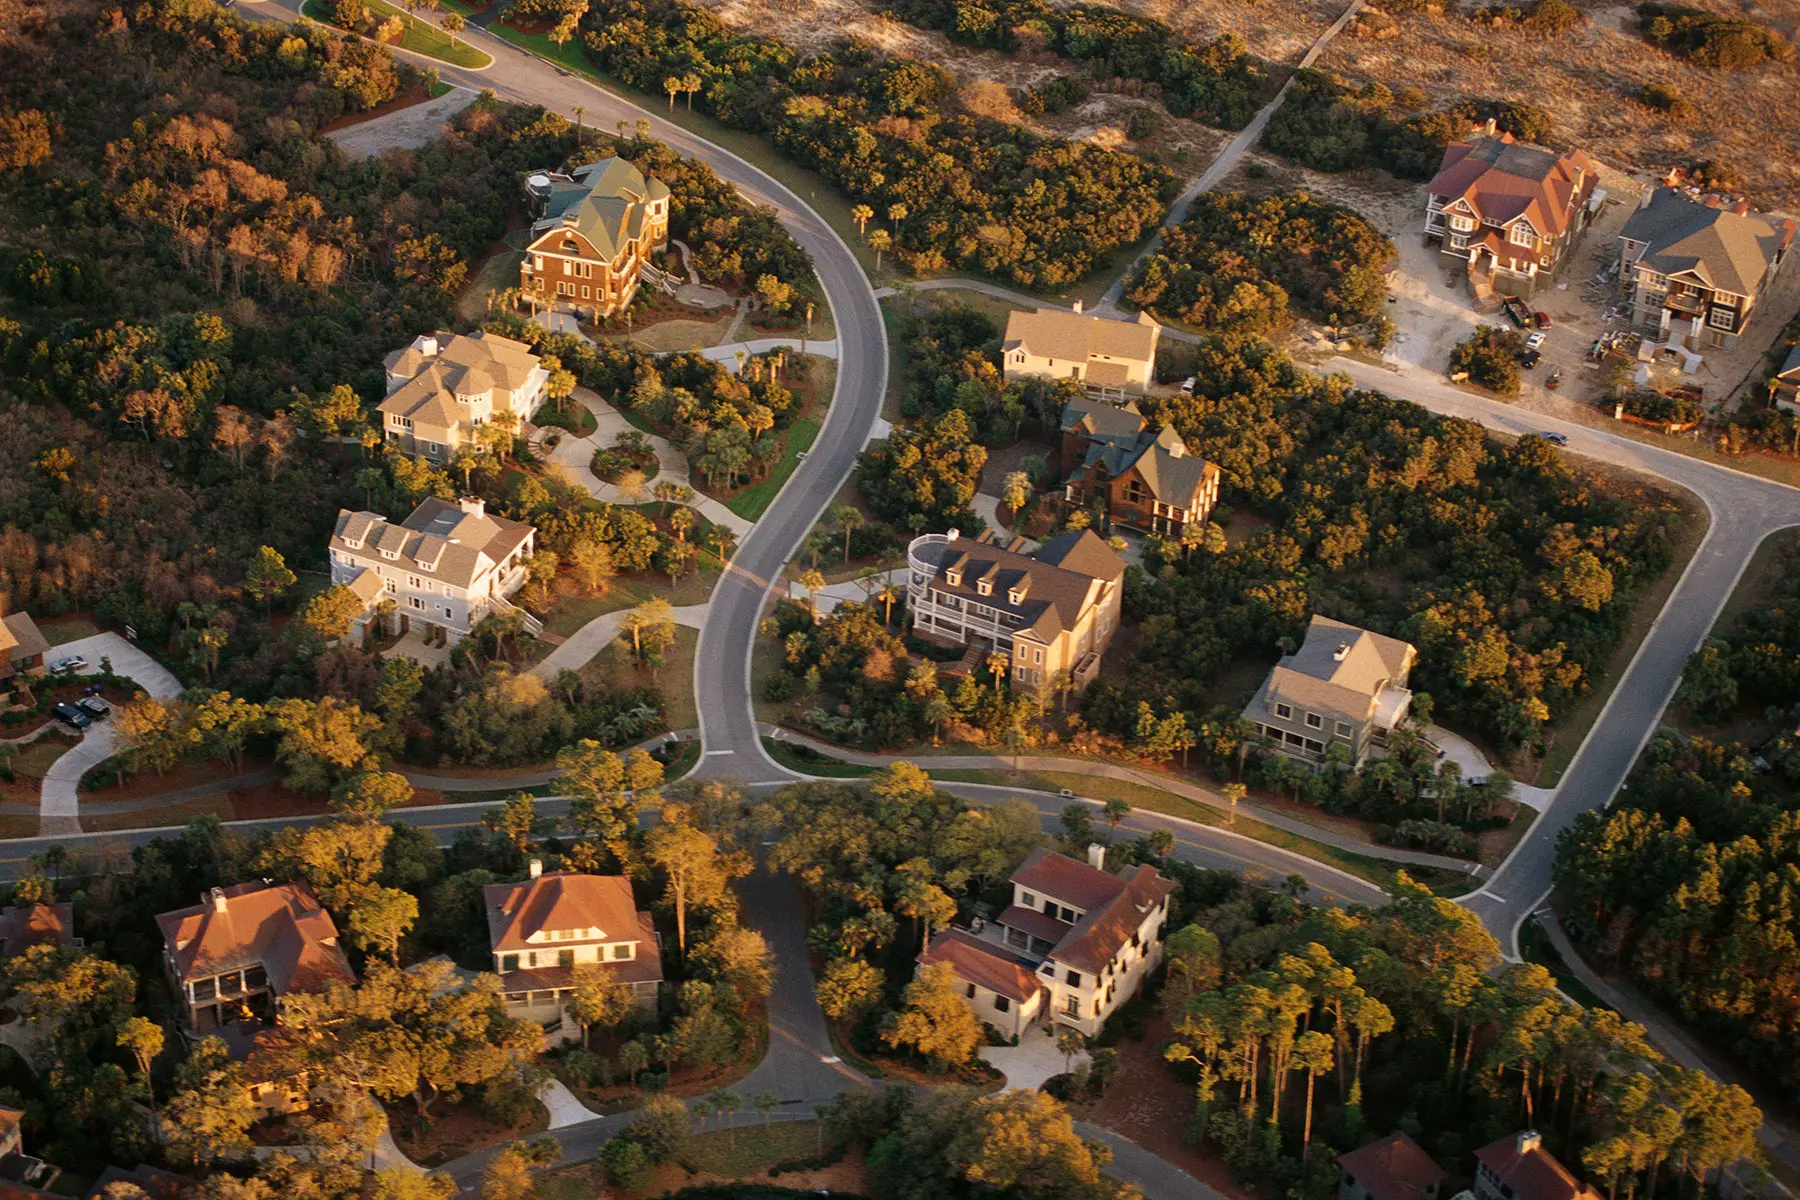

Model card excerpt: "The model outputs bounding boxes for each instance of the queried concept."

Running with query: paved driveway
[39,633,181,836]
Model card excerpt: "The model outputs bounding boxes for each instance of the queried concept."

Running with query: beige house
[0,613,48,683]
[521,157,671,321]
[485,862,663,1042]
[906,528,1125,695]
[1245,616,1417,768]
[1619,188,1796,353]
[329,496,538,646]
[1002,304,1161,399]
[379,332,549,463]
[929,846,1175,1039]
[155,881,355,1034]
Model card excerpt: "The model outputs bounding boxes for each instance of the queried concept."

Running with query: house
[927,846,1175,1039]
[1060,397,1220,536]
[216,1024,312,1117]
[154,881,356,1034]
[0,613,48,682]
[0,903,75,958]
[1245,615,1417,768]
[1619,188,1796,353]
[485,861,663,1040]
[905,528,1125,694]
[0,1108,59,1200]
[328,496,539,647]
[379,331,550,462]
[83,1166,195,1200]
[1002,304,1162,399]
[1474,1132,1602,1200]
[1338,1133,1447,1200]
[1424,130,1600,300]
[521,157,671,321]
[1772,345,1800,413]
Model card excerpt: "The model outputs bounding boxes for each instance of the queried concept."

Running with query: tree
[1293,1029,1334,1159]
[834,506,865,562]
[681,72,702,109]
[644,807,738,953]
[869,229,893,270]
[876,580,902,624]
[116,696,183,777]
[797,568,827,619]
[1164,924,1221,1001]
[1102,796,1131,842]
[1001,470,1031,514]
[882,961,980,1070]
[243,545,297,610]
[617,1039,650,1087]
[332,770,414,821]
[3,945,138,1061]
[348,886,418,965]
[481,1137,561,1200]
[851,204,874,240]
[117,1016,165,1116]
[1056,1028,1088,1075]
[1223,781,1245,826]
[944,1089,1108,1195]
[618,598,677,668]
[162,1036,257,1168]
[267,697,380,794]
[817,956,883,1020]
[663,76,682,110]
[483,791,543,860]
[187,692,265,775]
[567,538,617,594]
[566,964,633,1047]
[441,10,464,45]
[753,1091,781,1125]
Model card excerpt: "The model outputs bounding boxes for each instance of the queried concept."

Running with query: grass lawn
[678,1119,829,1174]
[10,739,76,780]
[39,617,101,646]
[763,737,872,777]
[750,607,792,727]
[458,246,524,322]
[728,416,819,520]
[83,795,233,833]
[299,0,493,68]
[579,626,699,731]
[661,737,702,779]
[0,814,40,839]
[540,569,717,640]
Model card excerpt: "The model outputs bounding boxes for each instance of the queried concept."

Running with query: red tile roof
[1052,864,1177,975]
[155,882,354,996]
[1011,847,1128,912]
[1429,135,1595,242]
[997,904,1071,945]
[498,912,664,992]
[483,872,647,953]
[1476,1134,1601,1200]
[0,903,73,957]
[920,930,1044,1003]
[1338,1132,1446,1200]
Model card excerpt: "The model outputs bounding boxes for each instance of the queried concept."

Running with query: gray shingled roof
[915,531,1120,639]
[1620,189,1793,297]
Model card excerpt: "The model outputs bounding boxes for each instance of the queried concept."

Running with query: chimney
[1517,1131,1542,1157]
[1483,117,1498,137]
[528,858,543,879]
[459,496,486,519]
[1333,642,1350,662]
[1071,300,1083,314]
[947,528,960,542]
[209,887,227,914]
[1087,843,1106,871]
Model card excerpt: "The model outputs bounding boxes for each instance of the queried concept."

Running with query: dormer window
[343,539,362,551]
[976,580,992,596]
[380,550,397,560]
[945,570,961,587]
[1008,588,1024,605]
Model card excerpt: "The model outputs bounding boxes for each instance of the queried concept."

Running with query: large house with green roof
[521,157,670,320]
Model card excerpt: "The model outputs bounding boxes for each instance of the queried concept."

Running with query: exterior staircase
[489,593,545,638]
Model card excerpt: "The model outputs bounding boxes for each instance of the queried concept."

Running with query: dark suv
[52,702,93,730]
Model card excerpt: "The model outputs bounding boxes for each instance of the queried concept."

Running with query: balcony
[1664,290,1707,316]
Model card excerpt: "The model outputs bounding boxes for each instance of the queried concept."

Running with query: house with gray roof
[521,156,670,321]
[1059,397,1219,537]
[1618,188,1796,353]
[1245,616,1418,768]
[1772,344,1800,413]
[328,496,538,647]
[905,527,1124,694]
[379,331,549,463]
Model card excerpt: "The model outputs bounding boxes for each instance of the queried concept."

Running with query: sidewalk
[529,602,709,679]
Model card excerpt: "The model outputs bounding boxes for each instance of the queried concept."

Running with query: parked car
[1179,377,1197,394]
[1520,350,1542,369]
[1525,332,1547,351]
[1534,312,1553,329]
[52,654,88,674]
[77,696,111,719]
[52,702,92,730]
[1541,431,1570,446]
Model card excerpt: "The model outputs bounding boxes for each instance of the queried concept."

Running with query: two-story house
[485,862,663,1040]
[1244,616,1418,768]
[521,157,671,321]
[329,496,538,647]
[379,332,549,463]
[922,846,1175,1039]
[906,528,1125,695]
[1002,304,1162,400]
[1474,1133,1601,1200]
[1771,345,1800,413]
[1619,188,1797,353]
[0,612,48,688]
[1425,130,1599,299]
[154,881,355,1034]
[1060,397,1220,536]
[1337,1133,1447,1200]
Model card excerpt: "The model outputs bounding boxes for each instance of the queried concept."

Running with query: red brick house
[521,157,670,320]
[1060,397,1219,536]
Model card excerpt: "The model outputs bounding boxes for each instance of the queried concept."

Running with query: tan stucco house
[1245,616,1418,768]
[379,332,549,463]
[1002,304,1161,399]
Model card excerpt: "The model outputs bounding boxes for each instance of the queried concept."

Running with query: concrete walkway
[981,1024,1085,1091]
[39,633,181,836]
[789,568,907,617]
[545,387,755,538]
[372,1126,426,1173]
[701,337,839,369]
[970,492,1034,548]
[529,603,709,679]
[761,726,1485,879]
[539,1078,604,1129]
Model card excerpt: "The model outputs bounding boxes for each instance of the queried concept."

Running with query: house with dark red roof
[155,881,355,1034]
[485,861,663,1040]
[922,845,1176,1039]
[0,903,75,958]
[1425,127,1600,300]
[1474,1132,1601,1200]
[1337,1132,1446,1200]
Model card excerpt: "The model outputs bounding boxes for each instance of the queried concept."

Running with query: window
[219,971,243,996]
[1274,702,1292,719]
[558,950,575,968]
[409,597,424,610]
[246,965,268,989]
[1305,712,1322,729]
[966,984,977,999]
[994,995,1011,1013]
[581,286,590,300]
[192,978,217,1002]
[1509,223,1533,247]
[444,606,454,619]
[1709,307,1736,331]
[1060,905,1077,923]
[612,944,631,960]
[1450,215,1476,232]
[1064,996,1081,1016]
[1021,891,1037,909]
[1014,665,1027,681]
[1065,969,1082,987]
[408,576,421,589]
[1336,721,1352,738]
[500,954,518,972]
[1006,927,1029,950]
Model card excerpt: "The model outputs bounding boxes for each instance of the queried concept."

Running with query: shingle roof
[1012,847,1127,911]
[1050,864,1177,975]
[0,613,48,663]
[155,881,354,995]
[914,530,1121,641]
[1429,134,1595,240]
[528,156,669,265]
[1062,397,1148,443]
[1004,308,1160,365]
[484,872,648,953]
[1475,1135,1601,1200]
[1778,344,1800,379]
[1061,399,1216,509]
[1259,616,1415,725]
[1620,189,1796,297]
[0,903,74,957]
[919,929,1043,1003]
[1338,1133,1446,1200]
[331,499,531,592]
[1031,530,1127,583]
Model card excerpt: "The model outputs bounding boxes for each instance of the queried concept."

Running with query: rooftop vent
[1333,642,1350,662]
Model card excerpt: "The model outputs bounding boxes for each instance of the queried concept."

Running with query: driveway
[326,86,479,158]
[39,633,181,836]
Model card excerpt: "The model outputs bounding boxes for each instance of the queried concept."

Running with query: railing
[488,593,544,637]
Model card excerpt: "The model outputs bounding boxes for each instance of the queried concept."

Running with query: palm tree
[441,9,464,45]
[876,580,901,624]
[1056,1029,1088,1075]
[850,204,873,240]
[753,1091,780,1126]
[572,103,585,144]
[985,650,1010,689]
[798,568,826,619]
[1294,1030,1335,1160]
[887,202,908,233]
[834,505,864,562]
[1223,781,1245,826]
[681,72,702,109]
[663,76,682,110]
[868,229,892,270]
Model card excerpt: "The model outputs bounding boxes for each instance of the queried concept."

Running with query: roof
[331,498,532,592]
[1004,307,1160,366]
[85,1166,195,1200]
[383,331,540,395]
[919,929,1043,1003]
[1012,847,1128,911]
[484,871,648,953]
[0,613,48,663]
[1257,616,1415,725]
[1050,863,1177,975]
[1429,134,1595,240]
[154,881,355,995]
[527,156,669,264]
[0,903,74,957]
[1620,189,1796,298]
[0,1105,20,1134]
[912,529,1122,643]
[1338,1133,1447,1200]
[1062,397,1148,443]
[1060,398,1217,509]
[343,566,385,607]
[1777,344,1800,380]
[1475,1135,1600,1200]
[996,903,1072,945]
[1007,849,1178,975]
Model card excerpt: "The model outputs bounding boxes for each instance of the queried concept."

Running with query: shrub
[1638,83,1696,120]
[1638,3,1793,68]
[1127,106,1161,140]
[1620,388,1702,424]
[1019,74,1089,116]
[1448,326,1525,396]
[1378,819,1476,855]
